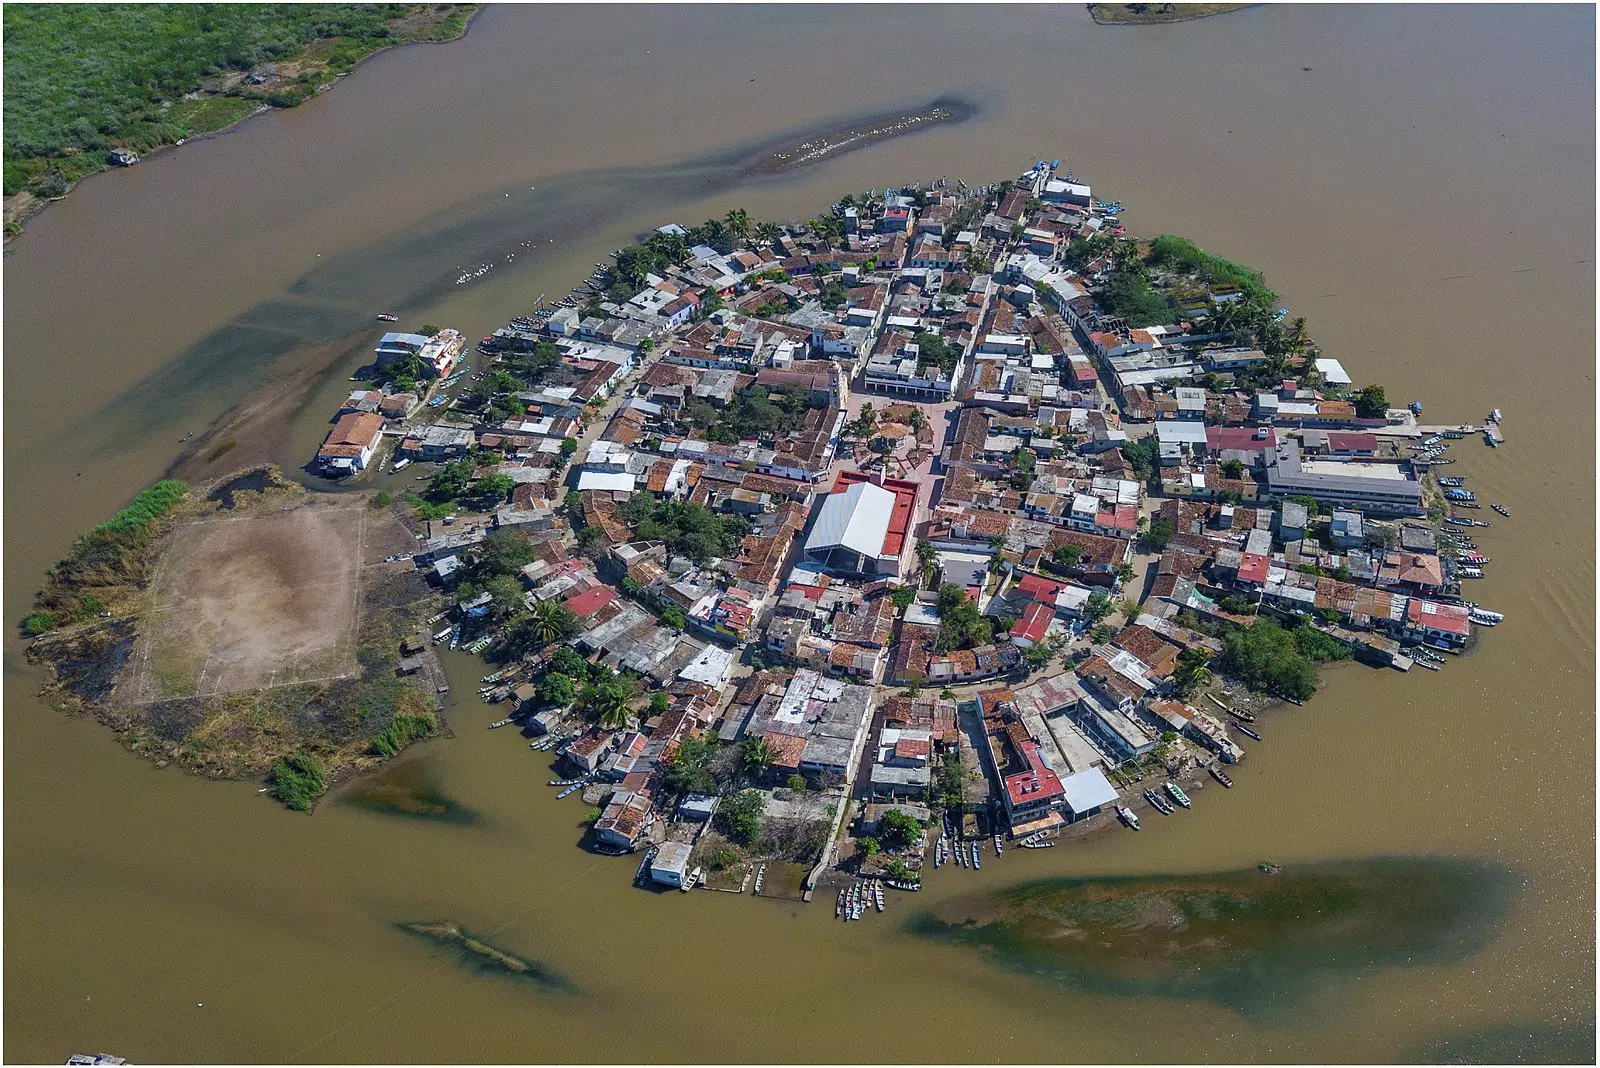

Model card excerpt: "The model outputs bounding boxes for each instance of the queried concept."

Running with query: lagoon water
[4,5,1593,1062]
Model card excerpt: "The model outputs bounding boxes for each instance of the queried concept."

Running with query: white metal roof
[577,470,636,492]
[1060,768,1119,815]
[804,481,895,559]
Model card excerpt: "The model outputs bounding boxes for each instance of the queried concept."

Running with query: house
[375,332,430,368]
[1403,598,1471,648]
[561,729,615,774]
[1008,602,1055,650]
[802,474,917,578]
[1330,509,1365,548]
[315,411,385,475]
[650,841,693,887]
[593,789,653,850]
[869,727,933,798]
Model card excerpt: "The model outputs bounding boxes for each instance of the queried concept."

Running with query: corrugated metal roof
[805,481,895,559]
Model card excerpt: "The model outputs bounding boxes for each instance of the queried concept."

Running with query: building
[802,474,917,578]
[1058,767,1119,824]
[1263,440,1423,516]
[650,841,693,887]
[375,332,430,368]
[315,411,385,475]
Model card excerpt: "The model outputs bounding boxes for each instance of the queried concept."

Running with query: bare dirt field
[128,497,375,701]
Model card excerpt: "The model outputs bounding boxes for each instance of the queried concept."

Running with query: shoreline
[2,4,482,243]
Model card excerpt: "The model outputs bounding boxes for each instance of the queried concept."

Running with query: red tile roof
[564,586,618,618]
[1010,601,1054,644]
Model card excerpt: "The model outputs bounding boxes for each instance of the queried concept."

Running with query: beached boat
[1211,767,1235,788]
[1019,840,1055,848]
[1165,782,1193,809]
[1236,723,1262,741]
[1143,787,1173,815]
[837,889,846,917]
[993,833,1003,856]
[392,458,412,472]
[874,882,885,912]
[1229,707,1256,723]
[1117,805,1141,830]
[971,842,981,869]
[682,866,701,891]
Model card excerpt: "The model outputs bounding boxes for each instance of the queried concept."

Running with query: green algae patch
[907,858,1518,1015]
[398,922,570,991]
[339,759,478,826]
[1408,1021,1596,1065]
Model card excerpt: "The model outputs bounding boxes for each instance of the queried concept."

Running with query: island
[25,157,1508,905]
[3,3,479,237]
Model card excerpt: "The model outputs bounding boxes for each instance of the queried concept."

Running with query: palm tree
[755,221,781,247]
[725,208,750,240]
[740,737,774,781]
[530,600,569,646]
[915,538,938,576]
[1289,316,1310,352]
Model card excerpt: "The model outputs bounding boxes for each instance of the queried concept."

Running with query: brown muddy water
[4,5,1593,1063]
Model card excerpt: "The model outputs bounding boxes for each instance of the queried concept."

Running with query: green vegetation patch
[906,858,1518,1016]
[397,922,571,991]
[3,4,478,197]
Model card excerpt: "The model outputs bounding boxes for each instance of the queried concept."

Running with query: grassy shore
[1088,3,1255,25]
[3,3,480,236]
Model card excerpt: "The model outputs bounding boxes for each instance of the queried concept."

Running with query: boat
[1484,431,1499,447]
[993,833,1003,856]
[1116,805,1141,830]
[392,458,412,472]
[1492,504,1510,517]
[1459,567,1484,579]
[432,626,452,643]
[1489,408,1503,423]
[1470,607,1505,624]
[489,719,514,729]
[874,882,885,912]
[1211,767,1235,788]
[1417,659,1441,670]
[635,846,656,884]
[837,889,846,917]
[1445,516,1475,527]
[448,624,461,650]
[376,313,399,322]
[1143,787,1173,815]
[1409,400,1424,414]
[972,842,981,869]
[682,866,701,891]
[556,780,587,798]
[1229,708,1256,724]
[1237,723,1262,741]
[427,395,446,408]
[1165,782,1193,809]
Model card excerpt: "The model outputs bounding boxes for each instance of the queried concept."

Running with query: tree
[648,690,670,716]
[1220,458,1246,480]
[428,459,474,501]
[786,773,809,793]
[1114,563,1135,584]
[1023,642,1056,670]
[484,576,526,621]
[1143,515,1174,551]
[551,646,589,680]
[663,735,719,796]
[741,736,775,775]
[537,671,575,708]
[471,472,516,500]
[1052,543,1083,567]
[890,587,916,609]
[715,789,765,845]
[531,599,578,645]
[1355,384,1389,418]
[1084,593,1112,624]
[660,604,687,630]
[724,207,750,240]
[565,489,583,518]
[1089,624,1117,644]
[583,674,639,730]
[876,808,923,852]
[559,437,578,460]
[915,538,938,577]
[474,528,536,578]
[857,836,881,858]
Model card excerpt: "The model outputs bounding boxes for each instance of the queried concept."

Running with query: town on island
[31,156,1510,913]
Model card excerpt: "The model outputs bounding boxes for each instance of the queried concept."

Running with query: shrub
[21,610,55,635]
[370,711,435,756]
[272,751,327,811]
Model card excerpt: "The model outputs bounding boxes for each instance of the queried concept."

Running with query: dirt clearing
[128,497,375,700]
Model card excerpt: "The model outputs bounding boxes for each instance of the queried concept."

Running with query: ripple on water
[905,857,1520,1017]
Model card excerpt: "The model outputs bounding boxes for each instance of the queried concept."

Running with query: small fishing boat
[432,626,452,643]
[636,846,656,884]
[1143,788,1173,815]
[1230,707,1256,724]
[376,313,399,322]
[682,866,701,891]
[1417,659,1441,671]
[1445,517,1475,527]
[1489,408,1503,423]
[874,882,885,912]
[1459,567,1484,579]
[1470,607,1505,624]
[1019,840,1055,848]
[1236,723,1262,741]
[972,842,981,869]
[1491,504,1510,517]
[1211,767,1235,788]
[488,719,514,729]
[1116,805,1141,830]
[1165,782,1193,809]
[993,833,1003,857]
[392,458,412,472]
[448,624,461,650]
[836,889,846,917]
